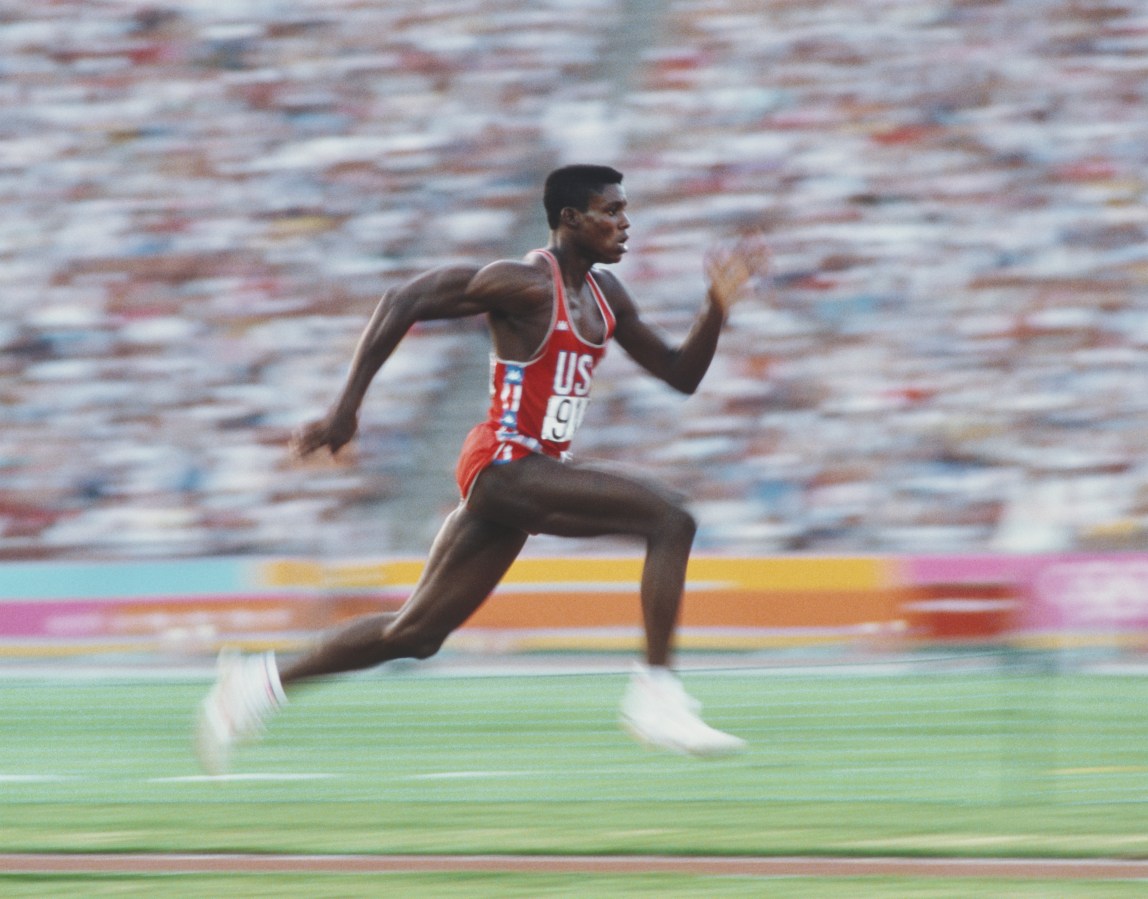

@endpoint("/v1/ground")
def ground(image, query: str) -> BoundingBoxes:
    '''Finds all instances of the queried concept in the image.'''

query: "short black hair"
[543,164,624,230]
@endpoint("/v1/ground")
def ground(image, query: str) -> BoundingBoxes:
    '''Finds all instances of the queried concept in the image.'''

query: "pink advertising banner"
[902,553,1148,636]
[5,554,1148,655]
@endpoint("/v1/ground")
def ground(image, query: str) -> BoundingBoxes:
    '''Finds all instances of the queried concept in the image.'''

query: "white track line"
[0,775,74,783]
[150,773,337,783]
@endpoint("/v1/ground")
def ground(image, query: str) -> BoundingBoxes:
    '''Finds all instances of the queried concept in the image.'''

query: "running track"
[3,854,1148,879]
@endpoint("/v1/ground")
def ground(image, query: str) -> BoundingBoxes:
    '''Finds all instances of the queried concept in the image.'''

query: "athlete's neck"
[544,241,595,293]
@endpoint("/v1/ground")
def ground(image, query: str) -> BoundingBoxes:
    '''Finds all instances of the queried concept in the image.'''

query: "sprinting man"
[196,164,768,773]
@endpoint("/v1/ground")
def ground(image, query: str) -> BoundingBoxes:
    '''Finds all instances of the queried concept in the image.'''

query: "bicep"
[462,261,544,317]
[383,260,544,332]
[397,264,486,320]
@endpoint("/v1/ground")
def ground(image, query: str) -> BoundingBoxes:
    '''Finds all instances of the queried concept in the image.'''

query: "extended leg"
[280,505,528,686]
[196,505,526,773]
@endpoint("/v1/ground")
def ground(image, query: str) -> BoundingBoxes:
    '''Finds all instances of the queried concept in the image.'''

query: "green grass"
[1,875,1147,898]
[2,659,1147,866]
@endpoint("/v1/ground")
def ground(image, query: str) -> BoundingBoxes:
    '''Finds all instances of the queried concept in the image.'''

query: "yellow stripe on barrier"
[259,555,896,592]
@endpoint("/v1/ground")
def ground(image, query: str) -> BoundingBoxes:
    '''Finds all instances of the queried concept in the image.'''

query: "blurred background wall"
[2,0,1147,567]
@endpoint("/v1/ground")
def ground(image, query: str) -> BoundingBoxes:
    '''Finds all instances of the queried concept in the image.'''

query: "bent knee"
[411,640,444,660]
[657,502,697,543]
[384,620,448,661]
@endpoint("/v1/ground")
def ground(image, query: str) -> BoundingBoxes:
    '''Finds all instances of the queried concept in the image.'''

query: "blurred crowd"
[2,0,1147,560]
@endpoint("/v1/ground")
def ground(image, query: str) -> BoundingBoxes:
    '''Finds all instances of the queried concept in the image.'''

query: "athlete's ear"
[560,206,582,229]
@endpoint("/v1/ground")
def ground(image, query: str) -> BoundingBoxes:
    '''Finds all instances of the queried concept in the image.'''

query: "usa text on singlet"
[488,247,617,461]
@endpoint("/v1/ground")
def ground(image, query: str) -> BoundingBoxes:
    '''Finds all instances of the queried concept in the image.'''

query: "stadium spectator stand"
[2,0,1146,559]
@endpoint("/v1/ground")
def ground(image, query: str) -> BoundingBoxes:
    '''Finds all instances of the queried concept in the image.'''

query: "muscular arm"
[336,265,481,417]
[609,285,726,395]
[293,260,545,457]
[606,236,769,395]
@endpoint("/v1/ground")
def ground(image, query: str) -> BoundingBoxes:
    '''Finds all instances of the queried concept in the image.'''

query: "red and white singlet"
[455,248,617,499]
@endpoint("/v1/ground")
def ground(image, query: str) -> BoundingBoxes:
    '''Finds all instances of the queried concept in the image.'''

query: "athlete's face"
[578,184,630,264]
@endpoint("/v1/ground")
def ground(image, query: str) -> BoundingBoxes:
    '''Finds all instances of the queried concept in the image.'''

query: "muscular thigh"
[390,504,528,639]
[567,457,689,508]
[467,453,682,539]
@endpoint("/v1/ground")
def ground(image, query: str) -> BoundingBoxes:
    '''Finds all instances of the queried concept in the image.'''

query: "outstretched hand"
[704,233,771,314]
[290,411,358,459]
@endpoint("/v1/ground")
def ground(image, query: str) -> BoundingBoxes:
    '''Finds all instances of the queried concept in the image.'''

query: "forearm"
[665,293,727,394]
[331,289,415,418]
[330,264,481,419]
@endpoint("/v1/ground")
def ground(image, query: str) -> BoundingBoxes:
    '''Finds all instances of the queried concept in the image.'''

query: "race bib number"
[541,395,589,443]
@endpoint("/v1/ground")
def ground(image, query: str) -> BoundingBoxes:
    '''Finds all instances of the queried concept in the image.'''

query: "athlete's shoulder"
[473,255,549,285]
[467,256,552,314]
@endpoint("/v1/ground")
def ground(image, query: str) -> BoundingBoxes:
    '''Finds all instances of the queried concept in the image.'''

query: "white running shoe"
[195,649,286,775]
[619,665,746,758]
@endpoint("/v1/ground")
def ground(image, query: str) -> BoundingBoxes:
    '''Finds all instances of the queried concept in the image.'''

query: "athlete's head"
[544,165,624,230]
